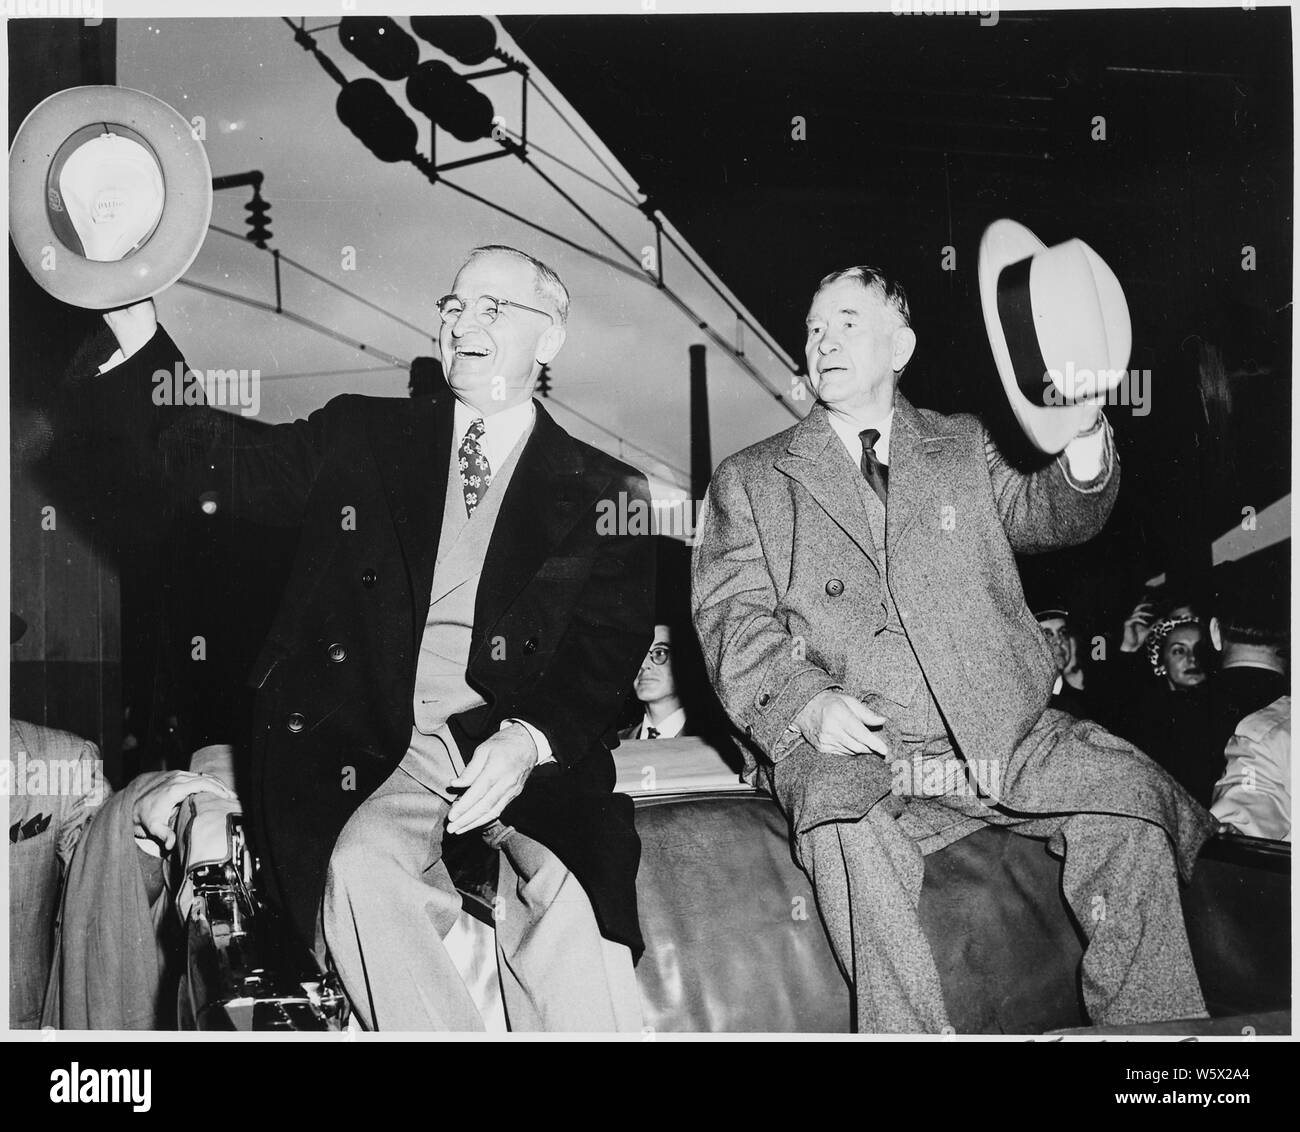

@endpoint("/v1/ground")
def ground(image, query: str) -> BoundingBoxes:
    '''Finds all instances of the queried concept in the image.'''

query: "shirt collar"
[826,406,894,466]
[454,397,536,472]
[642,707,687,739]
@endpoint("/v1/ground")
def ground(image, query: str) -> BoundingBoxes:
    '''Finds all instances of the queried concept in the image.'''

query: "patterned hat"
[1146,615,1201,675]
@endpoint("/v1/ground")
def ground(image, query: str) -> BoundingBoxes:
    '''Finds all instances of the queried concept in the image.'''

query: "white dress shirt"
[638,707,687,740]
[453,396,535,473]
[826,402,1109,485]
[827,408,894,468]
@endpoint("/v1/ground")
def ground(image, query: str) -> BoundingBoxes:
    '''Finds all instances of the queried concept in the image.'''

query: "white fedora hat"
[978,219,1131,453]
[9,85,212,310]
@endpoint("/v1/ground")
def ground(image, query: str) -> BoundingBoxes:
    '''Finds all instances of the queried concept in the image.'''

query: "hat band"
[996,257,1055,407]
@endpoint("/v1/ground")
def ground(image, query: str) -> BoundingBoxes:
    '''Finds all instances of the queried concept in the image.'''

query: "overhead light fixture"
[409,15,499,67]
[405,59,495,143]
[336,79,419,163]
[339,16,419,81]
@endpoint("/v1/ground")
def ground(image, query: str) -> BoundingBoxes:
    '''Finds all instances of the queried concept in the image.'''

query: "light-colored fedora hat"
[978,219,1131,453]
[9,85,211,310]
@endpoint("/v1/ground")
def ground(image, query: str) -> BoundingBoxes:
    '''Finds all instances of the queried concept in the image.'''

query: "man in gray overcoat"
[691,262,1213,1033]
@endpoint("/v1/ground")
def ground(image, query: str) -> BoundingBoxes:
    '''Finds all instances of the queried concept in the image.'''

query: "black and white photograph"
[3,0,1293,1080]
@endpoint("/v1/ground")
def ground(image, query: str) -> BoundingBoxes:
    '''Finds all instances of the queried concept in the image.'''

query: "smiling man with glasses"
[435,246,567,419]
[73,242,656,1032]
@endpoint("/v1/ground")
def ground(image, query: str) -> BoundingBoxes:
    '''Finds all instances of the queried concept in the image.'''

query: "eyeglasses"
[644,645,672,666]
[436,293,554,327]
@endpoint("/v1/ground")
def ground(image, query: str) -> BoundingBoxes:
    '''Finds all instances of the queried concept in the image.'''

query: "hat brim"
[978,218,1102,453]
[9,85,212,311]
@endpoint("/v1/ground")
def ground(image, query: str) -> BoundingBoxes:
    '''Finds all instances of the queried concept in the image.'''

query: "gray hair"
[817,265,911,328]
[467,244,570,325]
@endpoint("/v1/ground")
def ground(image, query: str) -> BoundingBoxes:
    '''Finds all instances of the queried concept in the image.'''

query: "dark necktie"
[859,428,889,505]
[459,417,492,517]
[646,726,660,739]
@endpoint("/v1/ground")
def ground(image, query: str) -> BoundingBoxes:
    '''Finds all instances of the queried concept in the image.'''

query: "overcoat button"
[523,638,538,655]
[286,713,306,733]
[825,578,845,596]
[361,569,377,587]
[758,693,771,707]
[327,643,346,663]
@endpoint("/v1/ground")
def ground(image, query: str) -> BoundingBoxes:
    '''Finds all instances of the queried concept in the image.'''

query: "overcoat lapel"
[368,391,452,648]
[887,393,958,551]
[774,402,880,574]
[470,402,592,666]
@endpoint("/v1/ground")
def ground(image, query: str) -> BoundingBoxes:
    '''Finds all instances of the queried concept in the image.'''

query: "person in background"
[619,624,694,741]
[1211,696,1290,842]
[1034,605,1090,719]
[40,749,236,1030]
[1205,589,1288,767]
[1148,616,1209,694]
[8,715,109,1028]
[1105,616,1217,806]
[1092,589,1202,746]
[1119,591,1199,658]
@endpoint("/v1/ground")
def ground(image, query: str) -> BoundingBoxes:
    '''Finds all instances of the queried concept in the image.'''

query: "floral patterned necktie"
[459,417,492,517]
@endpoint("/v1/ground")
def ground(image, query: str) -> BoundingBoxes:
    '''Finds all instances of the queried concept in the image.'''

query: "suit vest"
[405,417,530,781]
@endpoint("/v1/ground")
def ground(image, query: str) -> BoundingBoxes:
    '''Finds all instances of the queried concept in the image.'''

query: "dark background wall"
[507,8,1293,631]
[9,19,124,779]
[9,20,296,783]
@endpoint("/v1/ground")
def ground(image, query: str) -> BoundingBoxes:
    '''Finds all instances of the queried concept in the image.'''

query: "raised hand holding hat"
[978,219,1131,454]
[9,85,211,311]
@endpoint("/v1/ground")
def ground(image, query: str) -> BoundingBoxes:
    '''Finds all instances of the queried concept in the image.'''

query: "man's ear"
[536,323,566,366]
[892,325,917,373]
[1209,616,1223,652]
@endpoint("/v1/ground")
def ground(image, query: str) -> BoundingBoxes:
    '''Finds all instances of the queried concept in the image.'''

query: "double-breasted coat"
[63,328,657,955]
[692,395,1211,877]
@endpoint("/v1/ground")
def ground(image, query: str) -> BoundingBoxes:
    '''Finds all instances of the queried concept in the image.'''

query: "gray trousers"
[320,731,643,1032]
[799,753,1207,1034]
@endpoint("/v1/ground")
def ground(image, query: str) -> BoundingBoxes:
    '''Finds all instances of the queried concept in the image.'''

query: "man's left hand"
[447,724,539,835]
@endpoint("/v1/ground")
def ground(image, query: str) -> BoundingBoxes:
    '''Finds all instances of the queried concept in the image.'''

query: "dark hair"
[1217,591,1288,654]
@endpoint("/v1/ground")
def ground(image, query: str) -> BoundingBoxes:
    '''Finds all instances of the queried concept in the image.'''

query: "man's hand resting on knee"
[447,724,539,835]
[794,691,890,758]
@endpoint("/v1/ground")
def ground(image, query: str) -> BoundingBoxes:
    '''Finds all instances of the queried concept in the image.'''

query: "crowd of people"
[1032,582,1290,841]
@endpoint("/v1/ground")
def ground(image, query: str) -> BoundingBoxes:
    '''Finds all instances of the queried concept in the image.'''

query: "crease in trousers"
[319,727,643,1032]
[798,736,1207,1034]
